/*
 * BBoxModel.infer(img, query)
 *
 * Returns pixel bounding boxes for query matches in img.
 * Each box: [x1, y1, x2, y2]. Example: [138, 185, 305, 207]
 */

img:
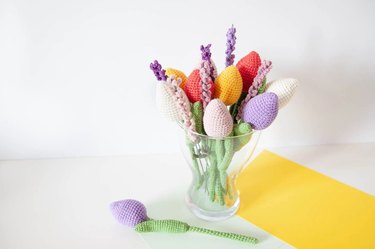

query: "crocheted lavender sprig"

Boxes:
[200, 44, 217, 80]
[150, 60, 167, 81]
[110, 199, 258, 244]
[236, 60, 272, 121]
[166, 75, 198, 142]
[225, 25, 237, 67]
[199, 44, 214, 109]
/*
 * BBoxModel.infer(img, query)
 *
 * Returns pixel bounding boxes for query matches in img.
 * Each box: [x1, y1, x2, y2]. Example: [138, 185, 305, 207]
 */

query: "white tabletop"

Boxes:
[1, 143, 374, 249]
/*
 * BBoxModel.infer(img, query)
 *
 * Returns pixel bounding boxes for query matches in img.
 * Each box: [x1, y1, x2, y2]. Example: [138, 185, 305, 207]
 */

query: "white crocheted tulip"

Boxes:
[265, 78, 299, 109]
[155, 83, 180, 122]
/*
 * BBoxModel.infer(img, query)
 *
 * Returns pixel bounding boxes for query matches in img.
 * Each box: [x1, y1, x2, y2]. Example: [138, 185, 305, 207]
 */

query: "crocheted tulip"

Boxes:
[266, 78, 299, 109]
[236, 51, 261, 92]
[110, 199, 148, 227]
[110, 199, 258, 244]
[233, 122, 253, 151]
[213, 66, 243, 106]
[242, 92, 279, 130]
[184, 69, 214, 103]
[165, 68, 187, 89]
[203, 99, 233, 138]
[155, 83, 180, 122]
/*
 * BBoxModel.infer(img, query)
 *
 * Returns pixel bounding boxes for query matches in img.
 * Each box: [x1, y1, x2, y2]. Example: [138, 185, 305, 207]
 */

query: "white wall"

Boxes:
[1, 0, 374, 160]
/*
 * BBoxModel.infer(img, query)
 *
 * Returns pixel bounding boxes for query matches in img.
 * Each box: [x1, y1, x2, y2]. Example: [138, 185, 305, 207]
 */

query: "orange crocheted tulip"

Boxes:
[236, 51, 261, 92]
[184, 69, 214, 103]
[213, 66, 243, 106]
[165, 68, 187, 89]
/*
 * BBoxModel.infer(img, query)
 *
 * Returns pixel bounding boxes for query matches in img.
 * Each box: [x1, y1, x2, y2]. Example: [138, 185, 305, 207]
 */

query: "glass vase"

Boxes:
[180, 129, 260, 221]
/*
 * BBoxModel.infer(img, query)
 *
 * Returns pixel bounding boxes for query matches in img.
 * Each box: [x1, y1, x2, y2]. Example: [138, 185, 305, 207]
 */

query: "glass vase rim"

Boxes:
[178, 123, 258, 140]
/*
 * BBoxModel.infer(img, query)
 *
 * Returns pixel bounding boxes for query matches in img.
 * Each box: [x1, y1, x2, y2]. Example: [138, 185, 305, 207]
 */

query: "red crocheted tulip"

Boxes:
[184, 69, 214, 103]
[236, 51, 261, 92]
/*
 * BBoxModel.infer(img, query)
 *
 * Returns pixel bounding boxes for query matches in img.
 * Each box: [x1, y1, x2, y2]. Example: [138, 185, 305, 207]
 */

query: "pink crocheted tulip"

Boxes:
[242, 92, 278, 130]
[203, 99, 233, 138]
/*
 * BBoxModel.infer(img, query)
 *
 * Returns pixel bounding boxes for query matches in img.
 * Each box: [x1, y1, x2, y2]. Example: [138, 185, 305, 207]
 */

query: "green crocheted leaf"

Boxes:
[191, 101, 204, 134]
[233, 123, 253, 151]
[257, 78, 267, 94]
[229, 92, 247, 121]
[135, 220, 189, 233]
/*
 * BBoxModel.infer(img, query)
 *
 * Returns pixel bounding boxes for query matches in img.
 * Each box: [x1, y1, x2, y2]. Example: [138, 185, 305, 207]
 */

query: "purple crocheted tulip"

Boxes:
[110, 199, 148, 227]
[242, 92, 278, 130]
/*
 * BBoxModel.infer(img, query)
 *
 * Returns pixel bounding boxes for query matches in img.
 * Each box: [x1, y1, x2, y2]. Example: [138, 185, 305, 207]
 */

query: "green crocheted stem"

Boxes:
[215, 170, 225, 205]
[135, 219, 189, 233]
[189, 226, 258, 244]
[187, 140, 203, 189]
[208, 153, 217, 202]
[257, 78, 267, 94]
[135, 219, 258, 245]
[191, 102, 204, 134]
[230, 92, 247, 121]
[218, 133, 234, 190]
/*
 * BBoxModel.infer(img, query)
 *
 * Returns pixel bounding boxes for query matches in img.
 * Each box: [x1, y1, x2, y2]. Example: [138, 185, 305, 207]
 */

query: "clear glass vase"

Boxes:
[180, 129, 260, 221]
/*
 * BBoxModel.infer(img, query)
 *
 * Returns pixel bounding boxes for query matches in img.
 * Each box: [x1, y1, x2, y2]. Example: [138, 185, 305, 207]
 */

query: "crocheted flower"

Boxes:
[225, 25, 237, 67]
[213, 66, 243, 106]
[110, 199, 148, 227]
[242, 92, 278, 130]
[236, 51, 261, 92]
[203, 99, 233, 138]
[165, 68, 187, 89]
[236, 60, 272, 121]
[155, 83, 180, 121]
[166, 76, 198, 142]
[150, 60, 167, 81]
[184, 69, 214, 104]
[265, 78, 299, 109]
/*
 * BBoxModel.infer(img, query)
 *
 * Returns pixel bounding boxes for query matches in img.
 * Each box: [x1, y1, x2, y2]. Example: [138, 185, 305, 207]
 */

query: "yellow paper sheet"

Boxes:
[236, 150, 375, 249]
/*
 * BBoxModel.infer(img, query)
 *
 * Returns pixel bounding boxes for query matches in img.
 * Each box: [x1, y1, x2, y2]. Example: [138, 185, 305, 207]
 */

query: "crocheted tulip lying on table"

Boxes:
[151, 25, 299, 206]
[110, 199, 258, 244]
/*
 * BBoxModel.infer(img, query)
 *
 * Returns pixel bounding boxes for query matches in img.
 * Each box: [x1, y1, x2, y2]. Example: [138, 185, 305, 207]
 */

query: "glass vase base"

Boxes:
[185, 195, 240, 221]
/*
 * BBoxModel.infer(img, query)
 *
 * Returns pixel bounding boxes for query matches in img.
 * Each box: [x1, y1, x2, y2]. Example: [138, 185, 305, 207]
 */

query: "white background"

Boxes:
[1, 0, 374, 160]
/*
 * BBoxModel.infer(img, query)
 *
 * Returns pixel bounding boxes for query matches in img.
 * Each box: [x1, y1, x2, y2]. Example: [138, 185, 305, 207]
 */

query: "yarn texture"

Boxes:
[236, 51, 261, 92]
[225, 25, 236, 67]
[214, 66, 243, 106]
[110, 199, 258, 244]
[155, 83, 180, 122]
[266, 78, 299, 109]
[203, 99, 233, 138]
[110, 199, 148, 227]
[184, 69, 214, 104]
[165, 68, 187, 89]
[233, 122, 253, 151]
[236, 60, 272, 121]
[166, 76, 197, 141]
[191, 102, 204, 134]
[242, 92, 278, 130]
[199, 60, 214, 109]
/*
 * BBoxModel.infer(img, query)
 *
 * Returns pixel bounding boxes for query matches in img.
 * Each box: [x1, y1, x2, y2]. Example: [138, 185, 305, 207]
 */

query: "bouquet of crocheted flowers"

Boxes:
[150, 26, 298, 206]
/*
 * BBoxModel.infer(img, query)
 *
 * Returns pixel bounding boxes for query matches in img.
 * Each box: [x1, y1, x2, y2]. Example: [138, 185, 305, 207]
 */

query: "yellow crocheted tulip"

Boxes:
[165, 68, 187, 89]
[214, 65, 243, 105]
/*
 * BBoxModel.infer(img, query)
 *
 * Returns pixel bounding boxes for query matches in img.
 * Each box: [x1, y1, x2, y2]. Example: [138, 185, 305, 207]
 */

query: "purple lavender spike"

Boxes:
[225, 25, 237, 67]
[200, 44, 212, 61]
[150, 60, 167, 81]
[110, 199, 148, 227]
